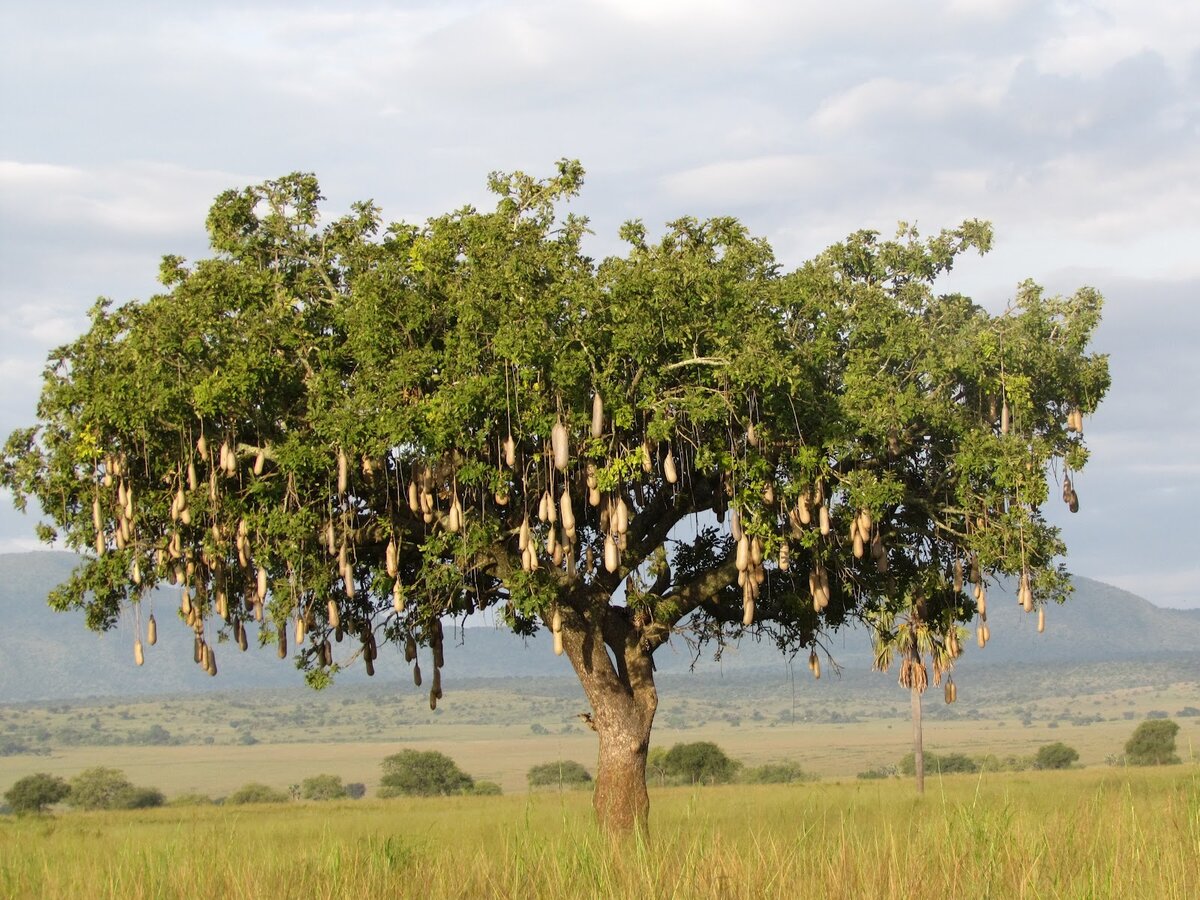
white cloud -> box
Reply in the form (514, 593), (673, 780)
(0, 159), (254, 239)
(660, 154), (835, 206)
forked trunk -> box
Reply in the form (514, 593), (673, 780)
(911, 682), (925, 795)
(558, 602), (658, 837)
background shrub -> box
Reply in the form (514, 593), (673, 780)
(527, 760), (592, 790)
(226, 783), (290, 805)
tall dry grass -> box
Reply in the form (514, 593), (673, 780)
(1, 767), (1196, 898)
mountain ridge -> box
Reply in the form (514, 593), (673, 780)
(1, 551), (1197, 703)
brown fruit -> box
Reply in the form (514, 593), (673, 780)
(552, 420), (569, 472)
(591, 392), (604, 438)
(663, 448), (678, 484)
(604, 533), (619, 573)
(337, 449), (349, 494)
(147, 614), (157, 646)
(134, 639), (144, 667)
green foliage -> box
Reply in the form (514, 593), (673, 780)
(657, 742), (740, 785)
(472, 781), (502, 796)
(739, 761), (812, 784)
(899, 752), (979, 776)
(0, 162), (1108, 675)
(527, 760), (592, 789)
(856, 767), (895, 780)
(378, 749), (474, 797)
(1034, 742), (1080, 770)
(4, 773), (70, 815)
(300, 774), (346, 801)
(226, 783), (290, 805)
(66, 766), (162, 810)
(1124, 719), (1181, 766)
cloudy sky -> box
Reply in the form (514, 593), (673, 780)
(1, 0), (1197, 606)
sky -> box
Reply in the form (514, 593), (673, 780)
(1, 0), (1197, 606)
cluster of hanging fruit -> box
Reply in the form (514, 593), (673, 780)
(403, 622), (445, 709)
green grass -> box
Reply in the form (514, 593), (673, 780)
(2, 768), (1197, 898)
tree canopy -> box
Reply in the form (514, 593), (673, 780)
(379, 749), (474, 797)
(1124, 719), (1180, 766)
(0, 161), (1109, 833)
(4, 773), (70, 815)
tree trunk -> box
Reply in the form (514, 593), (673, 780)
(558, 602), (657, 837)
(593, 710), (653, 834)
(911, 682), (925, 795)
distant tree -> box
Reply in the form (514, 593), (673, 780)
(300, 774), (347, 801)
(660, 742), (740, 785)
(226, 782), (290, 804)
(4, 773), (70, 815)
(472, 781), (502, 796)
(344, 782), (366, 799)
(740, 761), (811, 784)
(1124, 719), (1181, 766)
(527, 760), (592, 789)
(67, 767), (134, 810)
(378, 750), (474, 797)
(1034, 742), (1079, 770)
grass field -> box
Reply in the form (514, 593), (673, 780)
(1, 767), (1196, 898)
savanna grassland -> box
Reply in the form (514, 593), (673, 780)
(2, 768), (1197, 899)
(2, 660), (1198, 795)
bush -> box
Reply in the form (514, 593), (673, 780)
(226, 782), (290, 805)
(899, 752), (978, 776)
(344, 782), (366, 799)
(527, 760), (592, 790)
(1034, 742), (1080, 770)
(473, 781), (502, 796)
(740, 762), (812, 784)
(66, 766), (162, 810)
(4, 773), (70, 815)
(378, 750), (474, 797)
(658, 742), (740, 785)
(856, 767), (894, 780)
(118, 786), (165, 809)
(1124, 719), (1181, 766)
(301, 774), (347, 801)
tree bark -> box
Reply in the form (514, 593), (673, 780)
(911, 682), (925, 795)
(558, 600), (657, 837)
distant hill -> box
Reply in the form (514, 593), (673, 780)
(1, 551), (1197, 702)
